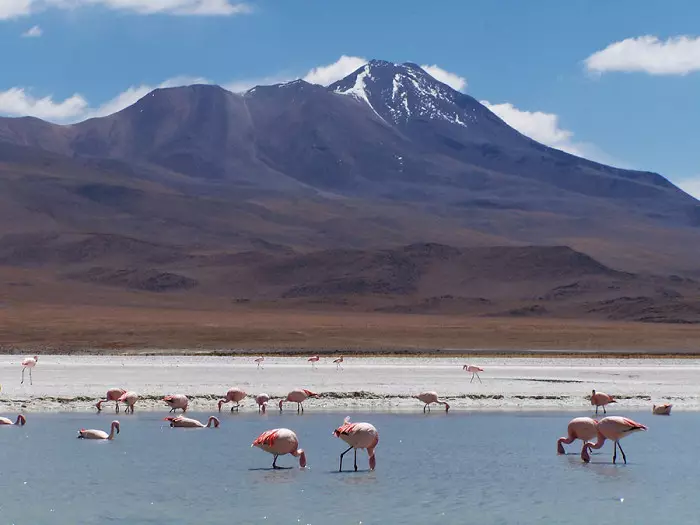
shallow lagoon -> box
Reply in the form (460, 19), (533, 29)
(0, 411), (693, 524)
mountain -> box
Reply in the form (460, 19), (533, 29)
(0, 59), (699, 321)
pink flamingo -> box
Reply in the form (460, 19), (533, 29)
(163, 394), (188, 413)
(333, 356), (344, 370)
(583, 416), (647, 464)
(20, 355), (38, 385)
(557, 417), (598, 461)
(119, 391), (139, 414)
(463, 364), (484, 383)
(415, 391), (450, 413)
(333, 417), (378, 472)
(591, 389), (616, 414)
(0, 415), (26, 426)
(78, 420), (120, 440)
(308, 355), (320, 369)
(255, 393), (270, 413)
(255, 356), (265, 369)
(279, 389), (317, 413)
(653, 403), (672, 415)
(96, 388), (127, 413)
(252, 428), (307, 469)
(218, 388), (247, 412)
(164, 415), (220, 428)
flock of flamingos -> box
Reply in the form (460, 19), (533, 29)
(1, 355), (673, 469)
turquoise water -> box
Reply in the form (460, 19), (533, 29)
(0, 411), (693, 524)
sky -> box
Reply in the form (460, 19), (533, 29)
(1, 0), (699, 198)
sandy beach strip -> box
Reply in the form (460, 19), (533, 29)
(0, 355), (697, 413)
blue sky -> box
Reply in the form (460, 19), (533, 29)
(1, 0), (699, 197)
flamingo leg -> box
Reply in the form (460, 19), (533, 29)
(339, 445), (353, 472)
(617, 442), (627, 464)
(613, 444), (617, 464)
(29, 368), (32, 385)
(21, 367), (25, 384)
(476, 372), (482, 384)
(603, 405), (607, 415)
(470, 373), (475, 383)
(116, 403), (120, 414)
(272, 455), (280, 469)
(595, 405), (599, 415)
(354, 448), (358, 472)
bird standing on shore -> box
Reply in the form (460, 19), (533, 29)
(165, 415), (220, 428)
(463, 364), (483, 383)
(78, 420), (120, 440)
(119, 391), (139, 414)
(252, 428), (307, 469)
(583, 416), (647, 464)
(20, 356), (38, 385)
(255, 356), (264, 369)
(255, 393), (270, 413)
(334, 356), (344, 370)
(591, 390), (616, 415)
(0, 415), (26, 426)
(308, 355), (320, 369)
(163, 394), (189, 413)
(279, 389), (317, 413)
(333, 417), (378, 472)
(557, 417), (598, 461)
(96, 388), (127, 413)
(415, 392), (450, 413)
(218, 388), (247, 412)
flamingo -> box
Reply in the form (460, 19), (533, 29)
(583, 416), (647, 464)
(279, 389), (317, 413)
(96, 388), (126, 413)
(255, 356), (265, 369)
(20, 355), (38, 385)
(308, 355), (320, 369)
(0, 415), (26, 426)
(556, 417), (598, 461)
(164, 415), (220, 428)
(414, 391), (450, 413)
(78, 420), (120, 440)
(333, 417), (378, 472)
(255, 393), (270, 413)
(252, 428), (307, 469)
(591, 390), (616, 414)
(653, 403), (672, 415)
(333, 356), (344, 370)
(218, 388), (247, 412)
(163, 394), (188, 413)
(463, 364), (484, 383)
(119, 391), (139, 414)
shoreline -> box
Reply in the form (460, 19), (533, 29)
(1, 355), (697, 413)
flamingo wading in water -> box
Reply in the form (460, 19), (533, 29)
(591, 390), (616, 415)
(333, 417), (378, 472)
(583, 416), (647, 464)
(557, 417), (598, 461)
(0, 415), (26, 426)
(252, 428), (307, 469)
(255, 356), (264, 369)
(653, 403), (672, 415)
(218, 388), (247, 412)
(78, 420), (120, 440)
(308, 355), (320, 369)
(20, 356), (38, 385)
(119, 391), (139, 414)
(279, 389), (317, 413)
(255, 393), (270, 413)
(334, 356), (344, 370)
(96, 388), (126, 413)
(415, 392), (450, 413)
(463, 364), (484, 383)
(163, 394), (188, 413)
(165, 415), (220, 428)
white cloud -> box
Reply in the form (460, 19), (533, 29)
(0, 88), (89, 120)
(420, 64), (467, 91)
(676, 176), (700, 200)
(21, 24), (42, 37)
(303, 55), (367, 86)
(0, 0), (249, 19)
(585, 35), (700, 75)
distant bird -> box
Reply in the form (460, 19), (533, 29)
(20, 355), (38, 385)
(591, 390), (616, 415)
(252, 428), (307, 469)
(333, 417), (378, 472)
(557, 417), (598, 461)
(218, 388), (247, 412)
(0, 415), (26, 426)
(414, 391), (450, 413)
(255, 393), (270, 413)
(163, 394), (189, 413)
(255, 356), (265, 369)
(334, 356), (344, 370)
(308, 355), (320, 369)
(78, 420), (120, 440)
(653, 403), (672, 416)
(279, 389), (317, 413)
(164, 415), (220, 428)
(119, 391), (139, 414)
(96, 388), (127, 413)
(583, 416), (647, 464)
(463, 364), (484, 383)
